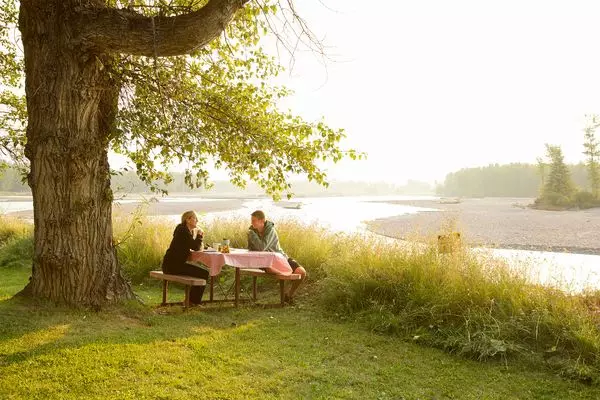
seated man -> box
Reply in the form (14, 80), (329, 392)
(247, 210), (306, 302)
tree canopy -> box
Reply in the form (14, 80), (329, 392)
(0, 0), (359, 199)
(0, 0), (363, 306)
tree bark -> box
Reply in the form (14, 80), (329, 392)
(75, 0), (250, 57)
(19, 0), (133, 306)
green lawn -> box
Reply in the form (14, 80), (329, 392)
(1, 267), (599, 399)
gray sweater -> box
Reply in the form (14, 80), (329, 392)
(247, 220), (287, 258)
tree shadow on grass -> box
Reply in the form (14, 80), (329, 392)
(0, 286), (285, 369)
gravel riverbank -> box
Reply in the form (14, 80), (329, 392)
(365, 198), (600, 255)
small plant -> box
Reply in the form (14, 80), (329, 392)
(0, 216), (33, 270)
(113, 212), (174, 285)
(0, 216), (31, 245)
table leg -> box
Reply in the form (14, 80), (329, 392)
(162, 281), (168, 306)
(235, 268), (240, 307)
(252, 276), (257, 301)
(210, 275), (214, 302)
(280, 280), (285, 307)
(184, 285), (191, 308)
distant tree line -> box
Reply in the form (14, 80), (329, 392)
(111, 171), (434, 197)
(438, 115), (600, 210)
(436, 163), (588, 198)
(0, 166), (28, 192)
(0, 167), (434, 197)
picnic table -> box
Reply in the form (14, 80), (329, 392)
(188, 248), (296, 306)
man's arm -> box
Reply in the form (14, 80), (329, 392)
(263, 228), (279, 252)
(264, 228), (286, 256)
(248, 230), (265, 251)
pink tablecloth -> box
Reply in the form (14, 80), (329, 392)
(188, 248), (292, 277)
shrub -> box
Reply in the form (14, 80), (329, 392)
(114, 214), (174, 284)
(0, 217), (33, 270)
(0, 235), (33, 269)
(0, 216), (31, 245)
(574, 191), (600, 209)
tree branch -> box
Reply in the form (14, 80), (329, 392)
(76, 0), (250, 57)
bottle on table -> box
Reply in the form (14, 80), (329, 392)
(221, 239), (230, 253)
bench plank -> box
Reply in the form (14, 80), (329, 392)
(277, 274), (302, 281)
(239, 269), (301, 280)
(149, 271), (206, 286)
(240, 268), (266, 276)
(238, 269), (302, 306)
(149, 271), (207, 308)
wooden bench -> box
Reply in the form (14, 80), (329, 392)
(149, 271), (207, 308)
(240, 268), (302, 306)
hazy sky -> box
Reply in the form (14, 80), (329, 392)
(261, 0), (600, 184)
(101, 1), (600, 185)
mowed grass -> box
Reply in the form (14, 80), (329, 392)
(1, 267), (600, 399)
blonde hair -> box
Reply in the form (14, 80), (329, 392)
(181, 210), (197, 225)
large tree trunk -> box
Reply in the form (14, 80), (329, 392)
(19, 0), (134, 306)
(15, 0), (246, 306)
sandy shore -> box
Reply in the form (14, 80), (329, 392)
(366, 198), (600, 255)
(8, 198), (245, 219)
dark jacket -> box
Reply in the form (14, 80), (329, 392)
(162, 223), (203, 274)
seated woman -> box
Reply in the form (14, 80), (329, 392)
(162, 210), (208, 305)
(247, 210), (306, 303)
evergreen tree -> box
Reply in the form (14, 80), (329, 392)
(536, 156), (547, 190)
(583, 115), (600, 197)
(540, 144), (575, 205)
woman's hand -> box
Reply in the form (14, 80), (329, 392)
(192, 227), (204, 240)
